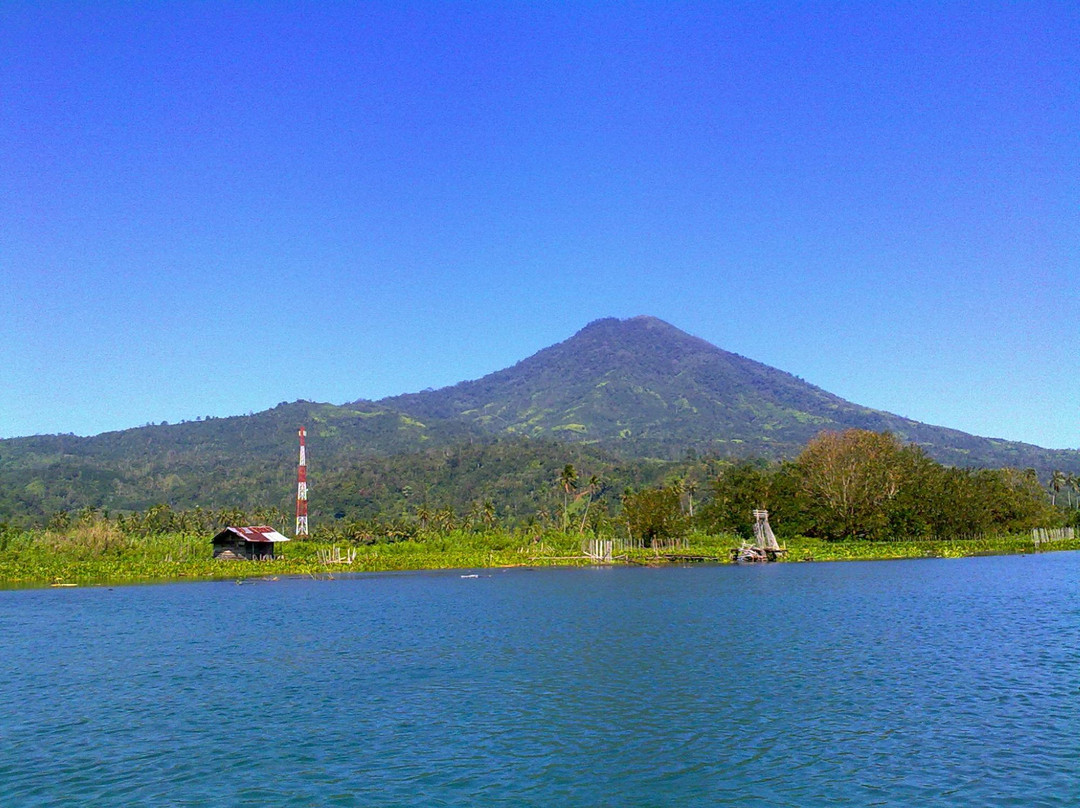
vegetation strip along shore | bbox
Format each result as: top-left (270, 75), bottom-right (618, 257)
top-left (4, 428), bottom-right (1078, 587)
top-left (2, 528), bottom-right (1078, 589)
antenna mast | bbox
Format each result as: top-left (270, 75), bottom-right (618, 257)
top-left (296, 426), bottom-right (309, 537)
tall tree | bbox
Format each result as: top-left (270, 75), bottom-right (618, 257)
top-left (794, 429), bottom-right (920, 540)
top-left (482, 499), bottom-right (497, 530)
top-left (697, 461), bottom-right (774, 538)
top-left (558, 464), bottom-right (578, 530)
top-left (1050, 470), bottom-right (1066, 507)
top-left (668, 477), bottom-right (686, 513)
top-left (578, 474), bottom-right (601, 534)
top-left (622, 484), bottom-right (687, 548)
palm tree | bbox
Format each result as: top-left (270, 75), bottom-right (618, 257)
top-left (175, 509), bottom-right (193, 534)
top-left (482, 499), bottom-right (497, 530)
top-left (1050, 470), bottom-right (1066, 507)
top-left (669, 478), bottom-right (686, 514)
top-left (559, 464), bottom-right (578, 530)
top-left (686, 480), bottom-right (698, 519)
top-left (1067, 473), bottom-right (1080, 509)
top-left (578, 474), bottom-right (601, 534)
top-left (435, 507), bottom-right (456, 533)
top-left (467, 500), bottom-right (484, 531)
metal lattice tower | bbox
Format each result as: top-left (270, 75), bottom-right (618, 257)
top-left (296, 426), bottom-right (309, 537)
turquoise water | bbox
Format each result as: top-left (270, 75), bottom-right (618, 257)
top-left (2, 554), bottom-right (1078, 806)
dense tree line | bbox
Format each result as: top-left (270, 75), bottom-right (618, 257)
top-left (697, 430), bottom-right (1059, 541)
top-left (40, 503), bottom-right (291, 538)
top-left (4, 430), bottom-right (1073, 547)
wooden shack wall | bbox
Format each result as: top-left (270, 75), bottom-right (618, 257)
top-left (213, 534), bottom-right (282, 560)
top-left (244, 541), bottom-right (277, 560)
top-left (213, 537), bottom-right (247, 560)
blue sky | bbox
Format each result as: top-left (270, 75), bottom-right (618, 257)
top-left (2, 2), bottom-right (1077, 448)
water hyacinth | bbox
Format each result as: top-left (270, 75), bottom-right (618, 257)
top-left (1, 515), bottom-right (1077, 589)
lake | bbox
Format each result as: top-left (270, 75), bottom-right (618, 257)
top-left (2, 553), bottom-right (1078, 806)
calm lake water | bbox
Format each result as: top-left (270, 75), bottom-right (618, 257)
top-left (2, 554), bottom-right (1078, 807)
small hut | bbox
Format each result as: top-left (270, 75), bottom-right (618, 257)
top-left (212, 526), bottom-right (290, 560)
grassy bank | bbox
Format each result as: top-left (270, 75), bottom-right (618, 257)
top-left (1, 526), bottom-right (1078, 588)
top-left (782, 532), bottom-right (1080, 562)
top-left (0, 528), bottom-right (614, 587)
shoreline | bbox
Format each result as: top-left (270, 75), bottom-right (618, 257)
top-left (2, 531), bottom-right (1078, 590)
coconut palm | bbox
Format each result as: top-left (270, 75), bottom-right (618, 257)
top-left (559, 464), bottom-right (578, 529)
top-left (482, 499), bottom-right (497, 530)
top-left (434, 507), bottom-right (456, 533)
top-left (669, 477), bottom-right (686, 514)
top-left (467, 500), bottom-right (484, 531)
top-left (1050, 470), bottom-right (1066, 507)
top-left (578, 474), bottom-right (602, 534)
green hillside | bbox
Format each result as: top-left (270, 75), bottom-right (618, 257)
top-left (0, 400), bottom-right (485, 522)
top-left (381, 316), bottom-right (1080, 469)
top-left (2, 315), bottom-right (1078, 525)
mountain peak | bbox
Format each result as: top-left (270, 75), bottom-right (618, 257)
top-left (577, 314), bottom-right (679, 333)
top-left (380, 315), bottom-right (829, 455)
top-left (376, 317), bottom-right (1080, 468)
top-left (571, 315), bottom-right (708, 348)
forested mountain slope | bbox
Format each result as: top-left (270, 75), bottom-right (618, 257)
top-left (0, 401), bottom-right (485, 520)
top-left (381, 316), bottom-right (1078, 469)
top-left (2, 316), bottom-right (1078, 524)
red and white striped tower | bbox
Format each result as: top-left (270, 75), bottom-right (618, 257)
top-left (295, 426), bottom-right (309, 537)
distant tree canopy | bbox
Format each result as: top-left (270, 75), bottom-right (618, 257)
top-left (622, 485), bottom-right (688, 546)
top-left (695, 430), bottom-right (1056, 541)
top-left (2, 427), bottom-right (1066, 544)
top-left (697, 460), bottom-right (775, 539)
top-left (795, 429), bottom-right (922, 540)
top-left (4, 315), bottom-right (1080, 529)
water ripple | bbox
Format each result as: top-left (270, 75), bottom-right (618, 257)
top-left (1, 555), bottom-right (1078, 805)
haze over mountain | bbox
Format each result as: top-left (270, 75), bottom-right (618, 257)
top-left (1, 316), bottom-right (1077, 523)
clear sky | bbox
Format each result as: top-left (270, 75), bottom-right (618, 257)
top-left (2, 2), bottom-right (1077, 448)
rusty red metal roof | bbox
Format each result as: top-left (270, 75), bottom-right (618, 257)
top-left (214, 525), bottom-right (291, 543)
